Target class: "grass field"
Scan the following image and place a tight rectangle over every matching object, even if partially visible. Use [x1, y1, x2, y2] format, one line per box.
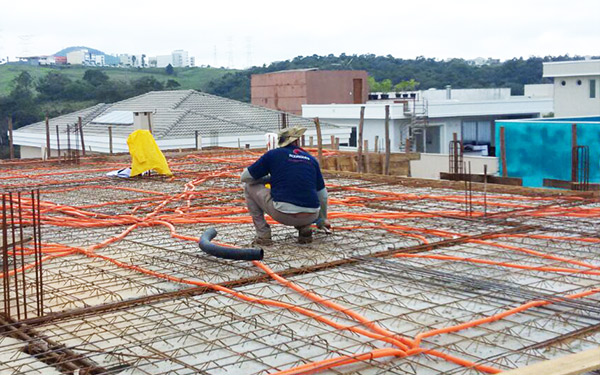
[0, 64, 237, 96]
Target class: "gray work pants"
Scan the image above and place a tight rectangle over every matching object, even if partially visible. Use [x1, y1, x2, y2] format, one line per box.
[244, 183, 318, 238]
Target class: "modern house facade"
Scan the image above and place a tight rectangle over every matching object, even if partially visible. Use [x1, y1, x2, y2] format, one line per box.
[302, 86, 553, 155]
[543, 59, 600, 117]
[251, 69, 369, 115]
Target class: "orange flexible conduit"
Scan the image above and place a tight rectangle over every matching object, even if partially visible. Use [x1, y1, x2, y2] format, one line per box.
[1, 156, 599, 374]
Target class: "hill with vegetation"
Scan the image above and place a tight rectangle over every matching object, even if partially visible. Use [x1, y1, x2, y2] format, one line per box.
[206, 54, 595, 102]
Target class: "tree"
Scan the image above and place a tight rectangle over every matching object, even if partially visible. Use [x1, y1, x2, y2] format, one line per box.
[131, 55, 137, 67]
[141, 54, 146, 68]
[165, 79, 181, 89]
[36, 72, 72, 100]
[131, 76, 164, 95]
[83, 70, 109, 87]
[165, 64, 174, 75]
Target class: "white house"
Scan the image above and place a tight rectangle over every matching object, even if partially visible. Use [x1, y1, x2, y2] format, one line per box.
[303, 86, 553, 155]
[543, 58, 600, 117]
[12, 90, 349, 158]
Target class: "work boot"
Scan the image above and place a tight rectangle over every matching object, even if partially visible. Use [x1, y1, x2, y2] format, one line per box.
[251, 235, 273, 247]
[297, 226, 313, 244]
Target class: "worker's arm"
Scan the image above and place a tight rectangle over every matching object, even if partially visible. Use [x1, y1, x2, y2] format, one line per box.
[241, 168, 271, 184]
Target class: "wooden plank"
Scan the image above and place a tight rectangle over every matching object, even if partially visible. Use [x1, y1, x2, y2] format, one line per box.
[501, 347, 600, 375]
[8, 117, 14, 160]
[544, 178, 600, 191]
[440, 172, 523, 186]
[45, 116, 51, 159]
[364, 140, 370, 173]
[78, 116, 86, 156]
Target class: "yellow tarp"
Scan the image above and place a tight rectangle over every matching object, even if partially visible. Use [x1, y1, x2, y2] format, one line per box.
[127, 130, 172, 177]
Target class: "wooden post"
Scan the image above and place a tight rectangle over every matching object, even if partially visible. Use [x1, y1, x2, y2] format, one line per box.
[280, 113, 287, 129]
[108, 126, 113, 155]
[405, 138, 411, 154]
[309, 136, 314, 147]
[571, 123, 578, 183]
[238, 138, 241, 149]
[384, 105, 390, 175]
[357, 106, 365, 173]
[374, 135, 379, 153]
[66, 124, 71, 153]
[8, 118, 14, 160]
[301, 135, 305, 147]
[78, 117, 86, 156]
[56, 125, 61, 159]
[314, 117, 323, 165]
[330, 135, 335, 149]
[147, 113, 153, 134]
[195, 130, 199, 150]
[500, 127, 507, 177]
[364, 140, 370, 173]
[45, 116, 51, 159]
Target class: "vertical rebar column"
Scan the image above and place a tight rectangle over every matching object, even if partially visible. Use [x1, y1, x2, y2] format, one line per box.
[37, 189, 43, 315]
[9, 193, 20, 320]
[18, 192, 27, 320]
[66, 124, 72, 162]
[2, 194, 9, 317]
[31, 190, 41, 316]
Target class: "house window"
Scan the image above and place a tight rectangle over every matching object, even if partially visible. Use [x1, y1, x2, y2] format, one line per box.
[591, 80, 597, 98]
[561, 80, 566, 86]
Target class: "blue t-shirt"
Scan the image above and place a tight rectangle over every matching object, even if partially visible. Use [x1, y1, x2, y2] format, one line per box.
[247, 145, 325, 208]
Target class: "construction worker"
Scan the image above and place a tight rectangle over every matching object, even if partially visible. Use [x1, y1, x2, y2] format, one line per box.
[241, 126, 330, 245]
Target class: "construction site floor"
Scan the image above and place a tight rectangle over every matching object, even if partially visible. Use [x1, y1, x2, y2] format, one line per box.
[1, 150, 599, 375]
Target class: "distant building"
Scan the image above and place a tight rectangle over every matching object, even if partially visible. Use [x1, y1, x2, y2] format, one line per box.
[543, 59, 600, 117]
[156, 55, 173, 68]
[251, 69, 369, 115]
[54, 56, 67, 65]
[190, 57, 195, 67]
[66, 50, 86, 65]
[119, 54, 132, 66]
[172, 50, 189, 68]
[17, 56, 54, 65]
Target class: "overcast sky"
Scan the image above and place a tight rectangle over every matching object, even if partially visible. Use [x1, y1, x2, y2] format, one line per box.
[1, 0, 598, 68]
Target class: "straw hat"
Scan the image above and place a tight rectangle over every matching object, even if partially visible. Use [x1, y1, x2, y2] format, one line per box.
[277, 126, 307, 147]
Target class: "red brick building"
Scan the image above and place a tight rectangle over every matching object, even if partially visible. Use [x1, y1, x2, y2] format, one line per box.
[251, 69, 368, 115]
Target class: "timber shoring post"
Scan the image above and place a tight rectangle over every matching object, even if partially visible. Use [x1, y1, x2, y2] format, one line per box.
[374, 135, 379, 153]
[384, 105, 390, 175]
[45, 116, 51, 159]
[572, 123, 578, 183]
[500, 126, 507, 177]
[364, 140, 370, 173]
[357, 106, 365, 173]
[78, 117, 86, 156]
[8, 117, 14, 160]
[55, 125, 61, 161]
[108, 126, 113, 155]
[314, 117, 323, 165]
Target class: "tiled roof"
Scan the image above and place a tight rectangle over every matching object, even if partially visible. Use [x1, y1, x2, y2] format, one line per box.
[16, 90, 338, 140]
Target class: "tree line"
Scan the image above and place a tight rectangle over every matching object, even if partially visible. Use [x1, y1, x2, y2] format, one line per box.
[1, 53, 594, 155]
[206, 54, 593, 102]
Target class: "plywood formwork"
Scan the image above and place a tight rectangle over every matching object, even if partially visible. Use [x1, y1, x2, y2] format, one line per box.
[0, 149, 599, 375]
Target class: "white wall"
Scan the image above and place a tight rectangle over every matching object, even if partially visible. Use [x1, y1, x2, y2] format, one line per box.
[552, 76, 600, 117]
[410, 153, 499, 180]
[423, 88, 511, 101]
[156, 55, 173, 68]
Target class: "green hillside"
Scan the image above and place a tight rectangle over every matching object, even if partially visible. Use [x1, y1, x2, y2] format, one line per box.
[0, 64, 236, 96]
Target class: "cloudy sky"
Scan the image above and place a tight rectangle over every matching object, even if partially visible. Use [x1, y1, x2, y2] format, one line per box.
[1, 0, 598, 68]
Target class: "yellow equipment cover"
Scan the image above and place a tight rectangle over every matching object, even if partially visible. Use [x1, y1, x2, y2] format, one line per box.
[127, 130, 173, 177]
